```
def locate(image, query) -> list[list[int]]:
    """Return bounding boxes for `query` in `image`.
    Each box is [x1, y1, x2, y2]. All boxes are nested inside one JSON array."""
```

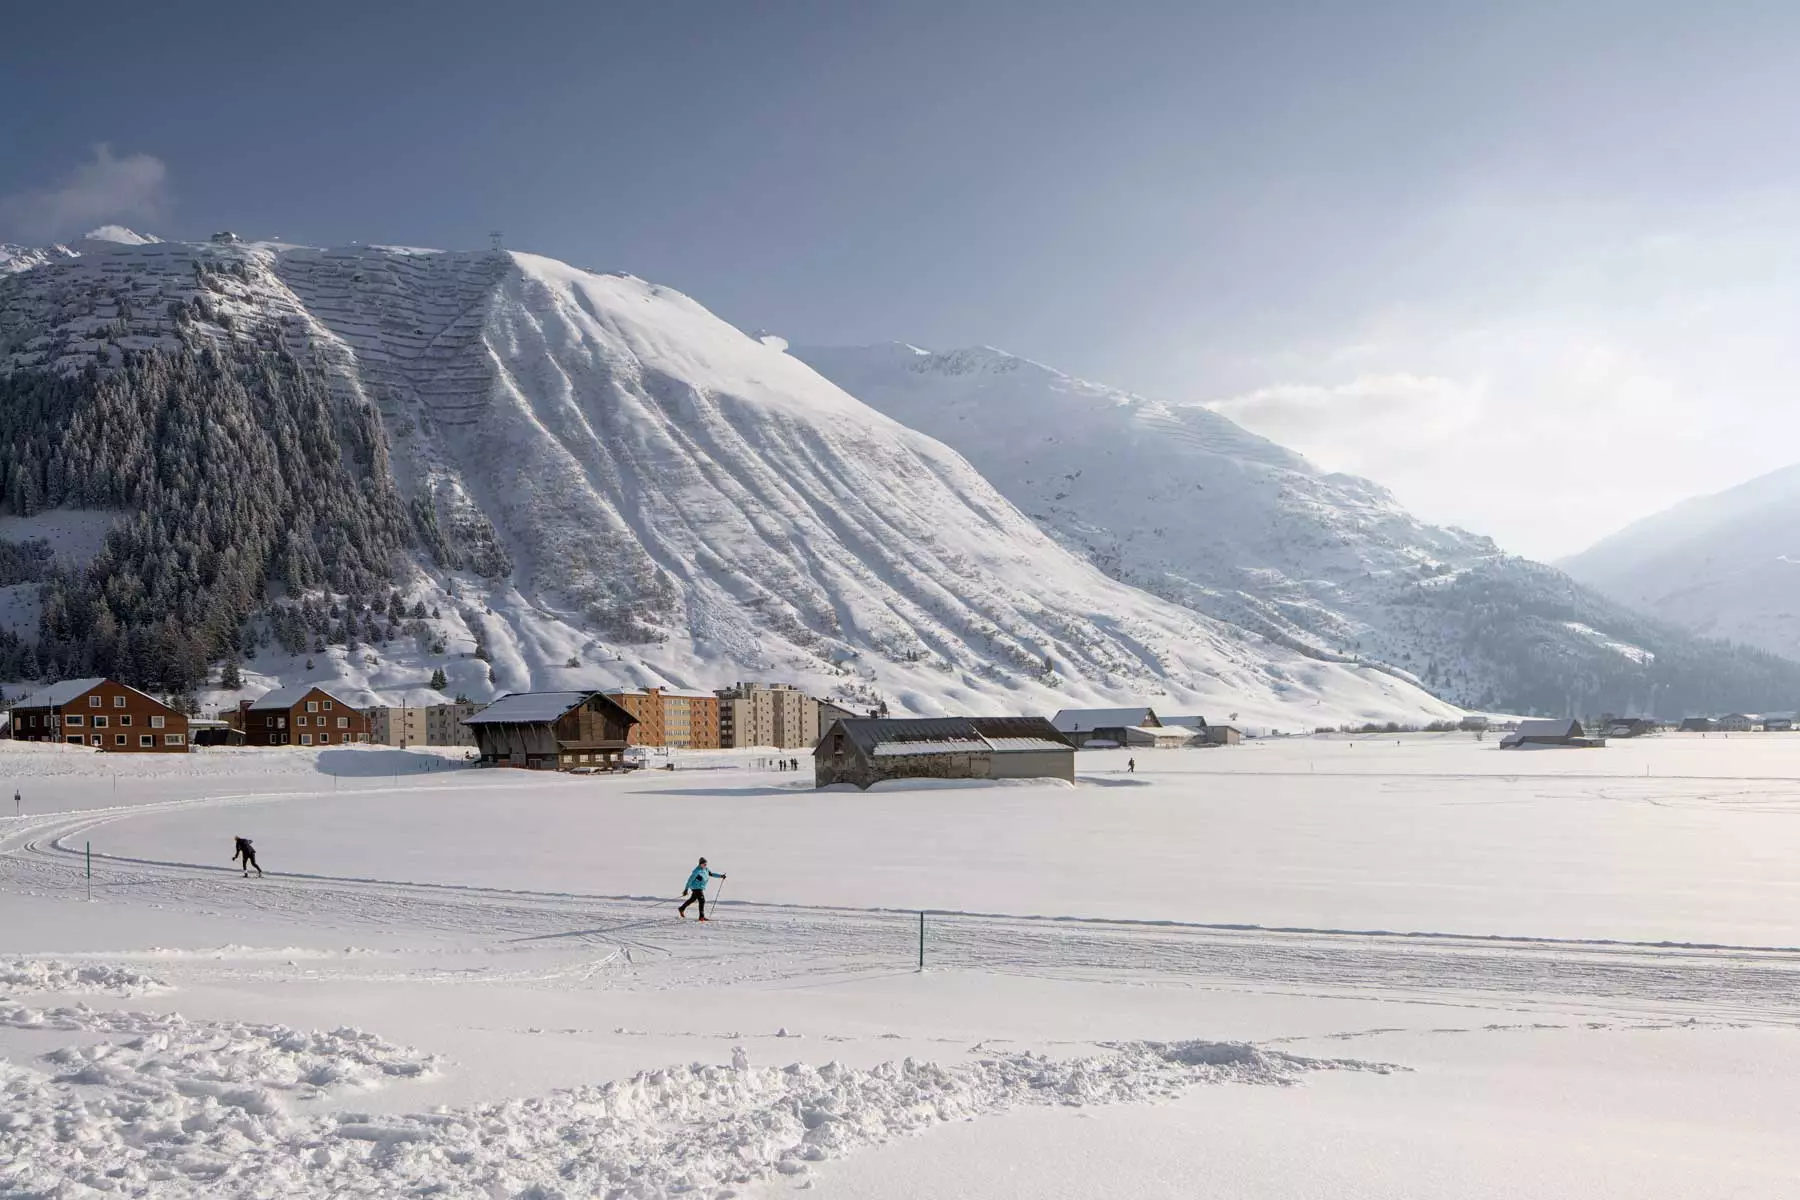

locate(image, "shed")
[[1762, 712, 1795, 732], [1051, 707, 1161, 749], [1499, 718, 1602, 749], [814, 716, 1074, 789], [465, 691, 638, 770]]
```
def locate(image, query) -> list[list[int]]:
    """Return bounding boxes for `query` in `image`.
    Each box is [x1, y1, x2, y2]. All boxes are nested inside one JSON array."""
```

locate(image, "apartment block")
[[604, 688, 720, 749], [715, 682, 841, 749]]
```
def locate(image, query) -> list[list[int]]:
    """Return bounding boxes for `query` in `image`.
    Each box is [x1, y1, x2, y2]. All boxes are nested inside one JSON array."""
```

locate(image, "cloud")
[[1206, 373, 1486, 479], [0, 145, 169, 242]]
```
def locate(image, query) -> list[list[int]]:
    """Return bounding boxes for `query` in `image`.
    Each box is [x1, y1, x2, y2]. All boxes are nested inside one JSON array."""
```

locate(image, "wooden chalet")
[[8, 677, 190, 753], [464, 691, 638, 770], [814, 716, 1074, 789], [238, 685, 368, 747]]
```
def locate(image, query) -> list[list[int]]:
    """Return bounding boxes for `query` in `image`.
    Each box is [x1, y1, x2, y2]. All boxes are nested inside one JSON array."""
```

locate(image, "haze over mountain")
[[1562, 463, 1800, 664], [796, 342, 1800, 718], [0, 233, 1455, 726]]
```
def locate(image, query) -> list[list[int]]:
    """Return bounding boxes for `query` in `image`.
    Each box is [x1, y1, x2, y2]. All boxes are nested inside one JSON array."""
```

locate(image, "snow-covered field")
[[3, 735, 1798, 1196]]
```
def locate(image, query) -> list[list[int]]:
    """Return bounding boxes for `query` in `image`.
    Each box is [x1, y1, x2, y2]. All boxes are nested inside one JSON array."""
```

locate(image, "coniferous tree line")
[[0, 344, 410, 691]]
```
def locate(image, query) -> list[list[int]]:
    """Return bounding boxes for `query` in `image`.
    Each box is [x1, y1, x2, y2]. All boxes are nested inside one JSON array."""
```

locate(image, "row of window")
[[65, 734, 186, 747], [22, 713, 171, 729], [295, 732, 370, 745], [86, 694, 130, 708]]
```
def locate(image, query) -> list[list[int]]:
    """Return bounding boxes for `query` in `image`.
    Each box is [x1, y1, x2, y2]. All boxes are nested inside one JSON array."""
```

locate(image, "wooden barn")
[[814, 717, 1074, 789], [464, 691, 638, 770], [1050, 707, 1162, 749], [1499, 718, 1602, 749]]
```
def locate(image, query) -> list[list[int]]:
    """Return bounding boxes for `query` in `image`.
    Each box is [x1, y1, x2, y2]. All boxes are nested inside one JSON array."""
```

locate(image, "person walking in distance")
[[232, 836, 263, 878], [678, 856, 725, 921], [1127, 757, 1136, 773]]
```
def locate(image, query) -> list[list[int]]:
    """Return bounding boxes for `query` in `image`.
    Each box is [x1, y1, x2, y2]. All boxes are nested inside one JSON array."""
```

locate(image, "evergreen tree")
[[429, 667, 448, 691]]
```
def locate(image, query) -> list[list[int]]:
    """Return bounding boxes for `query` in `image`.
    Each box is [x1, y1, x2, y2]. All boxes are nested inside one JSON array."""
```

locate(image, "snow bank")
[[0, 958, 170, 996], [0, 1008, 1381, 1197]]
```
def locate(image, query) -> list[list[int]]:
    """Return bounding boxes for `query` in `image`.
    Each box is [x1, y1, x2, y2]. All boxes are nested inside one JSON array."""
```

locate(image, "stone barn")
[[814, 717, 1074, 789]]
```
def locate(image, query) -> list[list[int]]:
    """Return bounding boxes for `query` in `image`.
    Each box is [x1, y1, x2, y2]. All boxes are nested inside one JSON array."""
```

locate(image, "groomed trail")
[[6, 787, 1799, 1024]]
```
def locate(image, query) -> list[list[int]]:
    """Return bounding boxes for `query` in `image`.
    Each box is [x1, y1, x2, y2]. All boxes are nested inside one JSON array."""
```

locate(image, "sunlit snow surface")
[[1, 735, 1798, 1197]]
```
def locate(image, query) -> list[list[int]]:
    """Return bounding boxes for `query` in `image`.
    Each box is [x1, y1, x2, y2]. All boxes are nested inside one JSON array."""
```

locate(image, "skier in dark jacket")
[[678, 857, 725, 921], [232, 836, 263, 878]]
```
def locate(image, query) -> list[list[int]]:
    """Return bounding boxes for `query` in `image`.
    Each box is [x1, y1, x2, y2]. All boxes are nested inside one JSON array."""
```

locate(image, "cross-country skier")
[[678, 857, 725, 921], [232, 836, 263, 877], [1127, 757, 1136, 773]]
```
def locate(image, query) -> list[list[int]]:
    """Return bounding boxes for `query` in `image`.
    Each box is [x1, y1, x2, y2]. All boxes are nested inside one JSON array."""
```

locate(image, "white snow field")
[[3, 736, 1799, 1197]]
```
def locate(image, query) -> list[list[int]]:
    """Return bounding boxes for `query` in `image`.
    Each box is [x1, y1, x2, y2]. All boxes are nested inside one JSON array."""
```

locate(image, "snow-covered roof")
[[246, 684, 358, 712], [1051, 707, 1158, 732], [1159, 715, 1207, 729], [10, 677, 108, 709], [820, 716, 1072, 758], [1515, 718, 1580, 738], [464, 691, 637, 726], [1130, 725, 1190, 738]]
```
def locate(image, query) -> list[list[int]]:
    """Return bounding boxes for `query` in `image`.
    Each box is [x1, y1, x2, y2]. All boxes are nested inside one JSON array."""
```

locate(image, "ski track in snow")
[[4, 787, 1800, 1196]]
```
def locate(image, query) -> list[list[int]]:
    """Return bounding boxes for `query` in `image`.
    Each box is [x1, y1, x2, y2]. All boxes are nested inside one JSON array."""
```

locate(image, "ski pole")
[[712, 877, 726, 920]]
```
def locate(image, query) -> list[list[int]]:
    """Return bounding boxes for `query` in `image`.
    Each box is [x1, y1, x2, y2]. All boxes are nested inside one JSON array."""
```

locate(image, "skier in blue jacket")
[[678, 857, 725, 921]]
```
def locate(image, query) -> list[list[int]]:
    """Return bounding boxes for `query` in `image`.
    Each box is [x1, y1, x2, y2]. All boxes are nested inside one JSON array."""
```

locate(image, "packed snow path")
[[4, 790, 1798, 1024]]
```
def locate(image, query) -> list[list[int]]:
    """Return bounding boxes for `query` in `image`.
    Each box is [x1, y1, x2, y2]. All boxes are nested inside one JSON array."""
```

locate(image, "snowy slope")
[[1562, 463, 1800, 660], [0, 238, 1456, 725], [796, 343, 1800, 715]]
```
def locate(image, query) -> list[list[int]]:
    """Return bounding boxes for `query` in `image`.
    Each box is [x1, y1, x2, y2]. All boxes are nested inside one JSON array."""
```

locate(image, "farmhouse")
[[1678, 716, 1715, 733], [1718, 713, 1755, 733], [1051, 706, 1161, 749], [814, 717, 1074, 789], [8, 678, 189, 752], [465, 691, 638, 770], [238, 685, 368, 747], [1499, 718, 1602, 749]]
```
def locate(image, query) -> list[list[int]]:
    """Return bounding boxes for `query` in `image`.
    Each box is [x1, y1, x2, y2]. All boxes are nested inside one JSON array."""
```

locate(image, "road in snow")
[[2, 735, 1798, 1196]]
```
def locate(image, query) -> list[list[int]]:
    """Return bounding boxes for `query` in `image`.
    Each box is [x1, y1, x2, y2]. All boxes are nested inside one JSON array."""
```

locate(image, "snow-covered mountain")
[[0, 236, 1458, 726], [1562, 464, 1800, 661], [795, 343, 1800, 717]]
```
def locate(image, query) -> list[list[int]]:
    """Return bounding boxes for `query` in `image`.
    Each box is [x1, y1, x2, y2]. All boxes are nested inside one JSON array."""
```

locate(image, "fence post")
[[85, 841, 91, 902], [918, 910, 925, 971]]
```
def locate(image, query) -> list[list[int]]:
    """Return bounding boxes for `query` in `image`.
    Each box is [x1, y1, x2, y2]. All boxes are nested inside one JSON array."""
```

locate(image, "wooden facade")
[[238, 685, 369, 747], [814, 717, 1074, 790], [466, 691, 638, 770], [9, 677, 190, 752]]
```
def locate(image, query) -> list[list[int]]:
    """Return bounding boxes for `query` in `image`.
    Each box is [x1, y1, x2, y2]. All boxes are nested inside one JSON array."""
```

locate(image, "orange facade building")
[[604, 688, 720, 749]]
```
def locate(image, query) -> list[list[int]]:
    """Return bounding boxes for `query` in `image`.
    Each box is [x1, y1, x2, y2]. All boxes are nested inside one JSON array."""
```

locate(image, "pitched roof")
[[1051, 707, 1158, 732], [1515, 718, 1580, 738], [817, 716, 1072, 757], [1159, 714, 1207, 729], [10, 677, 108, 709], [246, 684, 359, 711], [464, 690, 638, 725]]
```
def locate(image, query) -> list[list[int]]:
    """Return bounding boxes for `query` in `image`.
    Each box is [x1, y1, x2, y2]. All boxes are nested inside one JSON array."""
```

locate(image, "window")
[[89, 695, 101, 708], [93, 715, 108, 729], [266, 715, 278, 728], [307, 701, 319, 713], [300, 734, 313, 746], [120, 714, 132, 727], [113, 695, 126, 708], [64, 714, 82, 727], [357, 733, 368, 743], [318, 733, 330, 744], [114, 734, 126, 747], [165, 734, 185, 746], [336, 716, 348, 729], [66, 735, 81, 745], [150, 715, 164, 729], [323, 700, 333, 711], [139, 735, 154, 748], [297, 715, 309, 727], [90, 735, 101, 746]]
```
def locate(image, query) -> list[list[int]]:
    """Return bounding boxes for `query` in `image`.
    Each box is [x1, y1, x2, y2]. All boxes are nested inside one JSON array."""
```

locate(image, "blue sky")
[[8, 1, 1800, 557]]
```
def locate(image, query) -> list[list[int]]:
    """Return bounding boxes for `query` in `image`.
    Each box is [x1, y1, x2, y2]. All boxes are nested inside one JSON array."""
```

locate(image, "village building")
[[1127, 725, 1196, 749], [814, 717, 1074, 789], [1761, 712, 1795, 732], [1499, 718, 1602, 749], [716, 682, 837, 749], [1604, 716, 1657, 738], [1458, 715, 1491, 732], [1050, 707, 1161, 749], [464, 691, 637, 770], [426, 701, 482, 746], [368, 706, 428, 747], [8, 678, 190, 752], [605, 688, 721, 749], [237, 685, 368, 747], [188, 718, 241, 747], [1203, 725, 1243, 746], [1717, 713, 1755, 733], [1678, 716, 1715, 733]]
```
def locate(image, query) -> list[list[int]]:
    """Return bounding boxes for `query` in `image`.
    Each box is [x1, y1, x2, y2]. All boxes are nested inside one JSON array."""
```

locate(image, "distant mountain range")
[[795, 343, 1800, 717], [1562, 463, 1800, 665], [0, 231, 1458, 726]]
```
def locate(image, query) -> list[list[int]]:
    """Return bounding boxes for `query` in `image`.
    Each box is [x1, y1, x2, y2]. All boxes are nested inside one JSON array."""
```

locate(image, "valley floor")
[[1, 735, 1797, 1196]]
